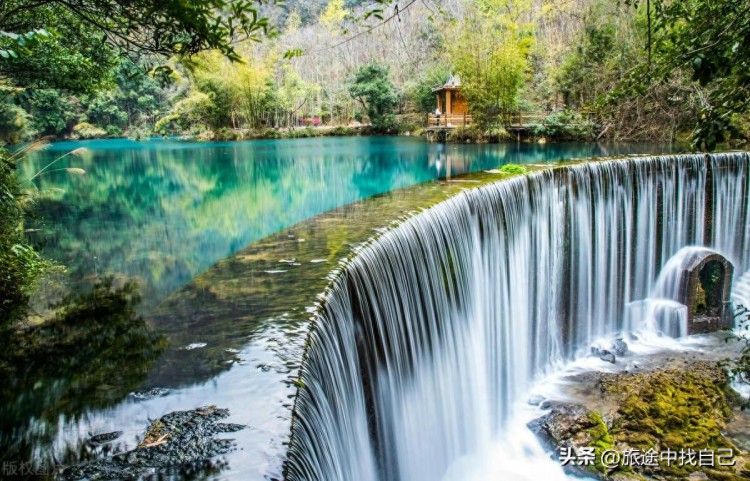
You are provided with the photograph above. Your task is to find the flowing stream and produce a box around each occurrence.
[287,153,750,481]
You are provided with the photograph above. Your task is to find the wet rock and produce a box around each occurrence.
[527,403,595,449]
[88,431,123,445]
[531,360,744,480]
[61,406,245,480]
[130,387,170,400]
[612,339,628,356]
[527,394,545,406]
[598,349,616,364]
[527,404,609,479]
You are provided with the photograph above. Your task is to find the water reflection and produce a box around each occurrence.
[20,137,680,308]
[0,280,166,479]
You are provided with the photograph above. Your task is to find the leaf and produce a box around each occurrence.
[283,48,303,59]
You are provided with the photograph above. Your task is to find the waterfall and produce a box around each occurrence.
[626,246,716,338]
[286,153,750,481]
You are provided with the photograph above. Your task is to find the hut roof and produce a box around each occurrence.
[432,74,462,92]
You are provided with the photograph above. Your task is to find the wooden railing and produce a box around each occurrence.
[427,113,473,128]
[427,111,596,129]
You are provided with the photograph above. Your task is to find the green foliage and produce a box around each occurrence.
[557,21,620,108]
[0,148,53,326]
[71,122,106,140]
[446,0,534,128]
[321,0,349,32]
[532,110,597,141]
[25,90,78,136]
[83,60,167,135]
[498,163,528,175]
[348,63,399,132]
[447,125,510,143]
[0,7,117,93]
[0,29,54,60]
[406,64,452,114]
[620,0,750,149]
[0,100,33,145]
[0,0,274,64]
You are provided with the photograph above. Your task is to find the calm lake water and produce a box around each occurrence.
[7,136,682,480]
[20,137,680,308]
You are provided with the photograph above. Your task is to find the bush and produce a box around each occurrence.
[71,122,106,139]
[0,102,34,146]
[214,128,239,141]
[348,64,399,133]
[447,125,510,143]
[447,125,482,143]
[0,150,53,326]
[533,110,597,141]
[498,163,528,175]
[396,122,419,134]
[326,126,359,137]
[285,127,316,139]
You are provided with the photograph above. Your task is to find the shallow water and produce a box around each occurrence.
[6,137,686,479]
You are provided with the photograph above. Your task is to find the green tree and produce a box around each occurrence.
[406,64,452,113]
[445,0,535,127]
[348,64,399,132]
[557,23,618,108]
[622,0,750,148]
[25,90,78,136]
[0,98,33,145]
[0,9,118,93]
[321,0,349,32]
[0,0,274,65]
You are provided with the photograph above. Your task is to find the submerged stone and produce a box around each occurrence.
[88,431,123,445]
[599,350,616,364]
[612,339,628,357]
[130,387,170,400]
[61,406,245,480]
[527,394,545,406]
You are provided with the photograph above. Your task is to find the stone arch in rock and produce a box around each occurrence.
[677,249,734,334]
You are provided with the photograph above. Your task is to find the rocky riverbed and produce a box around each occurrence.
[528,333,750,480]
[60,405,244,480]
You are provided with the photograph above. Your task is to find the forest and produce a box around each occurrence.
[1,0,748,150]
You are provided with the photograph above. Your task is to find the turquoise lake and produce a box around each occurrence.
[20,136,680,308]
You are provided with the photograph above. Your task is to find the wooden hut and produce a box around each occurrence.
[428,75,472,128]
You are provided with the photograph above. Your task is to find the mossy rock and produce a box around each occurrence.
[530,362,746,480]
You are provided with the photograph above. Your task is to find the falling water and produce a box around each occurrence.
[626,245,720,338]
[286,153,750,481]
